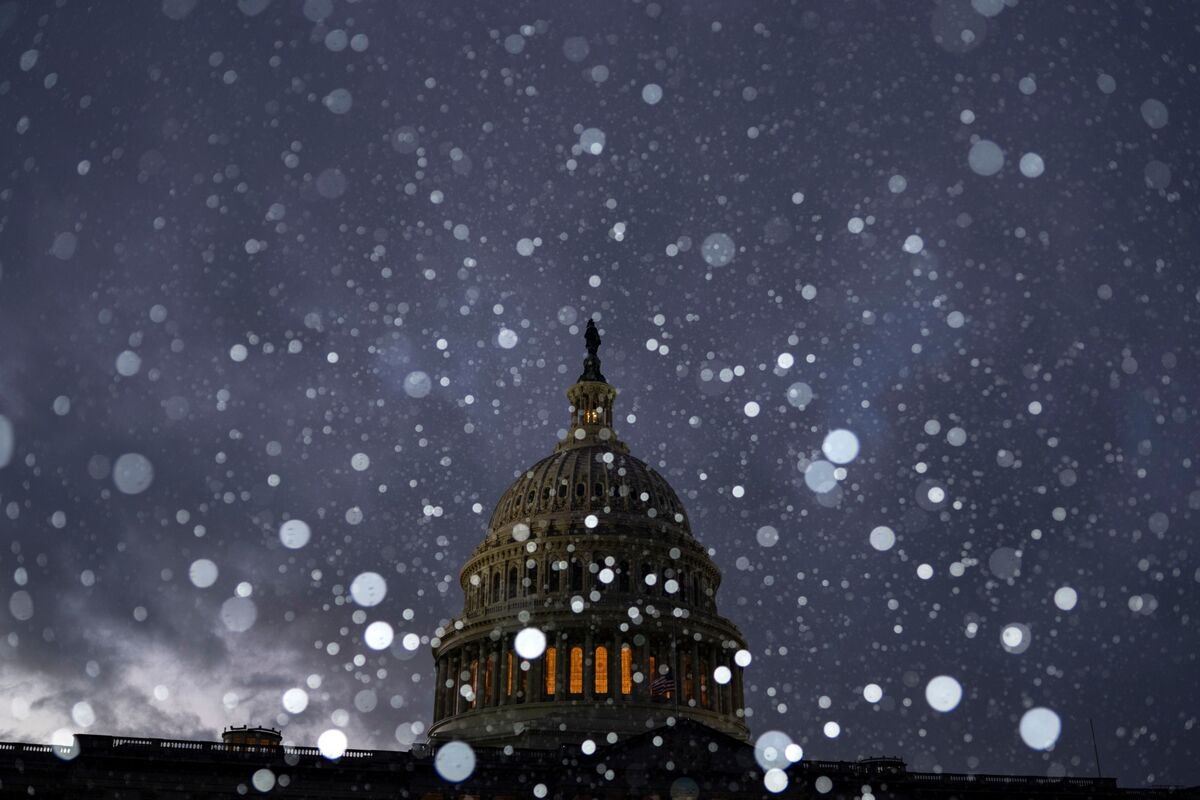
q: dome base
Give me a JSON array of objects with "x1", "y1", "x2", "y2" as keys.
[{"x1": 428, "y1": 700, "x2": 748, "y2": 751}]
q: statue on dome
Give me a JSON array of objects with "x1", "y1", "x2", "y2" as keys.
[{"x1": 579, "y1": 318, "x2": 607, "y2": 382}]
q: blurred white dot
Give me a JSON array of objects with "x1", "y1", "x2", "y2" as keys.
[
  {"x1": 713, "y1": 665, "x2": 732, "y2": 685},
  {"x1": 902, "y1": 234, "x2": 924, "y2": 254},
  {"x1": 350, "y1": 572, "x2": 387, "y2": 607},
  {"x1": 188, "y1": 558, "x2": 218, "y2": 588},
  {"x1": 585, "y1": 514, "x2": 599, "y2": 529},
  {"x1": 317, "y1": 729, "x2": 347, "y2": 759},
  {"x1": 756, "y1": 525, "x2": 779, "y2": 548},
  {"x1": 282, "y1": 687, "x2": 309, "y2": 713},
  {"x1": 734, "y1": 649, "x2": 752, "y2": 667},
  {"x1": 764, "y1": 768, "x2": 788, "y2": 793},
  {"x1": 925, "y1": 675, "x2": 963, "y2": 712},
  {"x1": 251, "y1": 768, "x2": 276, "y2": 792},
  {"x1": 917, "y1": 563, "x2": 934, "y2": 580},
  {"x1": 863, "y1": 683, "x2": 883, "y2": 703},
  {"x1": 869, "y1": 526, "x2": 895, "y2": 552},
  {"x1": 744, "y1": 401, "x2": 761, "y2": 418},
  {"x1": 514, "y1": 627, "x2": 547, "y2": 659},
  {"x1": 821, "y1": 429, "x2": 860, "y2": 464},
  {"x1": 279, "y1": 519, "x2": 311, "y2": 549},
  {"x1": 1054, "y1": 586, "x2": 1078, "y2": 611},
  {"x1": 1019, "y1": 152, "x2": 1045, "y2": 178},
  {"x1": 402, "y1": 632, "x2": 421, "y2": 651},
  {"x1": 1019, "y1": 707, "x2": 1062, "y2": 750},
  {"x1": 364, "y1": 620, "x2": 394, "y2": 650}
]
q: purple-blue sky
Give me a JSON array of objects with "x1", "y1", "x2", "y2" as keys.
[{"x1": 1, "y1": 0, "x2": 1198, "y2": 788}]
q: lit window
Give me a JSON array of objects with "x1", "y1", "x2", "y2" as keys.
[
  {"x1": 507, "y1": 652, "x2": 514, "y2": 697},
  {"x1": 545, "y1": 647, "x2": 557, "y2": 696},
  {"x1": 569, "y1": 646, "x2": 584, "y2": 694},
  {"x1": 621, "y1": 645, "x2": 633, "y2": 694},
  {"x1": 595, "y1": 646, "x2": 609, "y2": 694}
]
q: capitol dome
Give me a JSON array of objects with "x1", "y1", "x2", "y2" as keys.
[{"x1": 429, "y1": 320, "x2": 749, "y2": 749}]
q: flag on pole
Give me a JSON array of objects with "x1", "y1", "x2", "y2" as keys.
[{"x1": 651, "y1": 670, "x2": 675, "y2": 698}]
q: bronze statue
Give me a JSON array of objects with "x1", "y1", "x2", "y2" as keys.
[
  {"x1": 579, "y1": 319, "x2": 607, "y2": 382},
  {"x1": 584, "y1": 319, "x2": 601, "y2": 356}
]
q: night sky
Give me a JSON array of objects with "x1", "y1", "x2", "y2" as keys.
[{"x1": 1, "y1": 0, "x2": 1198, "y2": 789}]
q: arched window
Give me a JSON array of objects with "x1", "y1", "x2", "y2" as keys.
[
  {"x1": 507, "y1": 566, "x2": 518, "y2": 599},
  {"x1": 570, "y1": 560, "x2": 583, "y2": 592},
  {"x1": 594, "y1": 646, "x2": 609, "y2": 694},
  {"x1": 491, "y1": 571, "x2": 501, "y2": 603},
  {"x1": 469, "y1": 659, "x2": 479, "y2": 709},
  {"x1": 527, "y1": 562, "x2": 538, "y2": 595},
  {"x1": 569, "y1": 646, "x2": 584, "y2": 694},
  {"x1": 483, "y1": 656, "x2": 493, "y2": 705},
  {"x1": 618, "y1": 561, "x2": 630, "y2": 593},
  {"x1": 620, "y1": 645, "x2": 633, "y2": 695},
  {"x1": 544, "y1": 646, "x2": 557, "y2": 696},
  {"x1": 548, "y1": 562, "x2": 560, "y2": 593}
]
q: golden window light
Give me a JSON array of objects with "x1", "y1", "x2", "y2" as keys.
[
  {"x1": 621, "y1": 645, "x2": 633, "y2": 695},
  {"x1": 569, "y1": 646, "x2": 583, "y2": 694},
  {"x1": 544, "y1": 646, "x2": 557, "y2": 696},
  {"x1": 594, "y1": 646, "x2": 609, "y2": 694}
]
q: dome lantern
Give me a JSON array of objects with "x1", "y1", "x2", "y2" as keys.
[{"x1": 561, "y1": 320, "x2": 627, "y2": 453}]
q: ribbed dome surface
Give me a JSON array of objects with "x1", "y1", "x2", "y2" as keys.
[{"x1": 486, "y1": 445, "x2": 690, "y2": 541}]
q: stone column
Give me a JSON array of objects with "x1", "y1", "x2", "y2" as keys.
[
  {"x1": 611, "y1": 634, "x2": 622, "y2": 700},
  {"x1": 691, "y1": 640, "x2": 702, "y2": 709},
  {"x1": 472, "y1": 642, "x2": 482, "y2": 710},
  {"x1": 554, "y1": 632, "x2": 566, "y2": 701},
  {"x1": 498, "y1": 634, "x2": 511, "y2": 706},
  {"x1": 670, "y1": 636, "x2": 682, "y2": 707},
  {"x1": 583, "y1": 629, "x2": 594, "y2": 700},
  {"x1": 530, "y1": 649, "x2": 543, "y2": 703},
  {"x1": 733, "y1": 660, "x2": 745, "y2": 714},
  {"x1": 433, "y1": 656, "x2": 445, "y2": 720}
]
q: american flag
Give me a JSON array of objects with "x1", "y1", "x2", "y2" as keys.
[{"x1": 651, "y1": 671, "x2": 675, "y2": 698}]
